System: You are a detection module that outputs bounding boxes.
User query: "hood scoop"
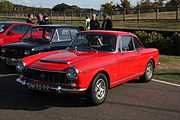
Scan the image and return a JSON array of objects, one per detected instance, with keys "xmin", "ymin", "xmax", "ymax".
[{"xmin": 40, "ymin": 58, "xmax": 70, "ymax": 64}]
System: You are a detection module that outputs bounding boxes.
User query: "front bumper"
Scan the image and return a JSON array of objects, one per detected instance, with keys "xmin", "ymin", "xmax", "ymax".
[{"xmin": 16, "ymin": 78, "xmax": 87, "ymax": 94}]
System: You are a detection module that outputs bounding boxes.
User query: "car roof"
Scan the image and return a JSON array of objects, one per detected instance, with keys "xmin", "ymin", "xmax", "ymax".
[
  {"xmin": 80, "ymin": 30, "xmax": 136, "ymax": 36},
  {"xmin": 35, "ymin": 24, "xmax": 79, "ymax": 29}
]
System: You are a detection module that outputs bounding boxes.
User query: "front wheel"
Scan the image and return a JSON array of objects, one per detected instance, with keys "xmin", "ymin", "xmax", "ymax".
[
  {"xmin": 87, "ymin": 73, "xmax": 108, "ymax": 106},
  {"xmin": 139, "ymin": 60, "xmax": 154, "ymax": 82}
]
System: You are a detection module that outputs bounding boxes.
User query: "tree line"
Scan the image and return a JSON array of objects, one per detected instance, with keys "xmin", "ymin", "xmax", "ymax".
[
  {"xmin": 0, "ymin": 0, "xmax": 179, "ymax": 14},
  {"xmin": 101, "ymin": 0, "xmax": 180, "ymax": 14}
]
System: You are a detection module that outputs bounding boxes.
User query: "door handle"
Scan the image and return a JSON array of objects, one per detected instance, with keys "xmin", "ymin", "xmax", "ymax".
[{"xmin": 135, "ymin": 52, "xmax": 141, "ymax": 55}]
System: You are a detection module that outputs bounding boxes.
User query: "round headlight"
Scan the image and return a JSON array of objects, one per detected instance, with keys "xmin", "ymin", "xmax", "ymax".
[
  {"xmin": 66, "ymin": 66, "xmax": 78, "ymax": 80},
  {"xmin": 24, "ymin": 50, "xmax": 30, "ymax": 55},
  {"xmin": 16, "ymin": 60, "xmax": 26, "ymax": 72}
]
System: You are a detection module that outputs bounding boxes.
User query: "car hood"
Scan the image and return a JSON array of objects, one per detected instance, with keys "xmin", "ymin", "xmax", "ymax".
[
  {"xmin": 1, "ymin": 41, "xmax": 47, "ymax": 50},
  {"xmin": 30, "ymin": 50, "xmax": 116, "ymax": 71}
]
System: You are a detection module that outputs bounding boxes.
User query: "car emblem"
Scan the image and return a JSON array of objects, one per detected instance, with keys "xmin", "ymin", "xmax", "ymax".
[{"xmin": 40, "ymin": 73, "xmax": 46, "ymax": 80}]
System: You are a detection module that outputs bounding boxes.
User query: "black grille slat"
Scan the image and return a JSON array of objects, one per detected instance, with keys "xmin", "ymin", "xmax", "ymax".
[{"xmin": 23, "ymin": 68, "xmax": 70, "ymax": 84}]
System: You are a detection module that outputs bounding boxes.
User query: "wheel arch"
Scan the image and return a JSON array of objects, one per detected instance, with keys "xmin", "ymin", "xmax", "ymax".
[
  {"xmin": 89, "ymin": 70, "xmax": 111, "ymax": 89},
  {"xmin": 149, "ymin": 58, "xmax": 155, "ymax": 68}
]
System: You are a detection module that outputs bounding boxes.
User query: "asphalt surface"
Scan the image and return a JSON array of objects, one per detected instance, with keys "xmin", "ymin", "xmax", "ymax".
[{"xmin": 0, "ymin": 62, "xmax": 179, "ymax": 120}]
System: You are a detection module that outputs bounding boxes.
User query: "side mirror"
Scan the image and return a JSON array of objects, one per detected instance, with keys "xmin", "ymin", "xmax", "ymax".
[{"xmin": 8, "ymin": 31, "xmax": 16, "ymax": 35}]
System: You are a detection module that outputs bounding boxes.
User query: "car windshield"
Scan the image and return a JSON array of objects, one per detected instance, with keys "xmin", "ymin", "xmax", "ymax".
[
  {"xmin": 0, "ymin": 24, "xmax": 11, "ymax": 33},
  {"xmin": 69, "ymin": 33, "xmax": 117, "ymax": 52},
  {"xmin": 22, "ymin": 27, "xmax": 55, "ymax": 43}
]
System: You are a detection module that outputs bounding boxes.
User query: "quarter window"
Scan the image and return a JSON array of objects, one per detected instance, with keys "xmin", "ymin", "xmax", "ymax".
[
  {"xmin": 121, "ymin": 36, "xmax": 135, "ymax": 52},
  {"xmin": 133, "ymin": 37, "xmax": 144, "ymax": 50},
  {"xmin": 70, "ymin": 29, "xmax": 78, "ymax": 38},
  {"xmin": 58, "ymin": 28, "xmax": 71, "ymax": 41}
]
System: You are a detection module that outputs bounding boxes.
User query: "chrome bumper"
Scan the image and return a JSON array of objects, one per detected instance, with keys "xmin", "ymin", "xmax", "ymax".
[{"xmin": 16, "ymin": 78, "xmax": 87, "ymax": 94}]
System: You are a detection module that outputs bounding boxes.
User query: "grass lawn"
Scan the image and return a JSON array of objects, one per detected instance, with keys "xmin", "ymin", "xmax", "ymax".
[
  {"xmin": 154, "ymin": 55, "xmax": 180, "ymax": 84},
  {"xmin": 0, "ymin": 17, "xmax": 180, "ymax": 31}
]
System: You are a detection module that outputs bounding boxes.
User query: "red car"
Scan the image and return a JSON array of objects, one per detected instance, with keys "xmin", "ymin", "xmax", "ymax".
[
  {"xmin": 0, "ymin": 21, "xmax": 34, "ymax": 46},
  {"xmin": 16, "ymin": 30, "xmax": 160, "ymax": 105}
]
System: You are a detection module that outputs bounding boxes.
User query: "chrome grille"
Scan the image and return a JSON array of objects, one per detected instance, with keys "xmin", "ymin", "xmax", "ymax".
[{"xmin": 23, "ymin": 67, "xmax": 70, "ymax": 84}]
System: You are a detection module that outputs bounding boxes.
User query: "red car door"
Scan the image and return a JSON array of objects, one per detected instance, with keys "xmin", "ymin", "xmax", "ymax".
[
  {"xmin": 133, "ymin": 36, "xmax": 147, "ymax": 74},
  {"xmin": 116, "ymin": 35, "xmax": 139, "ymax": 82}
]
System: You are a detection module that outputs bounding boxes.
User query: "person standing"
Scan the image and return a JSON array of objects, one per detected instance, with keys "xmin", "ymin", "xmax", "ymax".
[
  {"xmin": 36, "ymin": 14, "xmax": 45, "ymax": 25},
  {"xmin": 102, "ymin": 14, "xmax": 113, "ymax": 30},
  {"xmin": 26, "ymin": 13, "xmax": 34, "ymax": 24},
  {"xmin": 90, "ymin": 14, "xmax": 100, "ymax": 30},
  {"xmin": 84, "ymin": 16, "xmax": 90, "ymax": 30}
]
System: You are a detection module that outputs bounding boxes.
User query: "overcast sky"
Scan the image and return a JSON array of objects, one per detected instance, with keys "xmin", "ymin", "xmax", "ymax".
[{"xmin": 8, "ymin": 0, "xmax": 140, "ymax": 9}]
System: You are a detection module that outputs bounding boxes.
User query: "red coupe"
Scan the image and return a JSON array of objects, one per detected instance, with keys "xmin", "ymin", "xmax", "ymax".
[
  {"xmin": 16, "ymin": 30, "xmax": 159, "ymax": 105},
  {"xmin": 0, "ymin": 21, "xmax": 34, "ymax": 46}
]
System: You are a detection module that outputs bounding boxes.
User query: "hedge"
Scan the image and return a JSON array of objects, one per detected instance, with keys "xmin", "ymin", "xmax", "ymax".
[{"xmin": 134, "ymin": 31, "xmax": 180, "ymax": 55}]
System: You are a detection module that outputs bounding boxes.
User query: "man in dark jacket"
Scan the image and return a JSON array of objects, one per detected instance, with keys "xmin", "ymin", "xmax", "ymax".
[
  {"xmin": 102, "ymin": 14, "xmax": 113, "ymax": 30},
  {"xmin": 90, "ymin": 14, "xmax": 100, "ymax": 30},
  {"xmin": 36, "ymin": 14, "xmax": 46, "ymax": 25},
  {"xmin": 26, "ymin": 13, "xmax": 34, "ymax": 24}
]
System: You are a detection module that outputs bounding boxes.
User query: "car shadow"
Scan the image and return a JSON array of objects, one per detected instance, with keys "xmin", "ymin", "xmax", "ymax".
[
  {"xmin": 0, "ymin": 75, "xmax": 92, "ymax": 111},
  {"xmin": 0, "ymin": 61, "xmax": 18, "ymax": 74},
  {"xmin": 126, "ymin": 78, "xmax": 144, "ymax": 83}
]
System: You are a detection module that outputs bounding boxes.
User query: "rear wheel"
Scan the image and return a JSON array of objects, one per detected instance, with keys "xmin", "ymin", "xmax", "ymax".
[
  {"xmin": 140, "ymin": 60, "xmax": 154, "ymax": 82},
  {"xmin": 87, "ymin": 73, "xmax": 108, "ymax": 106}
]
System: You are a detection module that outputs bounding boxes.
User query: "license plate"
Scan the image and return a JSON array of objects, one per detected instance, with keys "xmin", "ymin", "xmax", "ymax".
[
  {"xmin": 5, "ymin": 58, "xmax": 17, "ymax": 66},
  {"xmin": 28, "ymin": 82, "xmax": 50, "ymax": 92}
]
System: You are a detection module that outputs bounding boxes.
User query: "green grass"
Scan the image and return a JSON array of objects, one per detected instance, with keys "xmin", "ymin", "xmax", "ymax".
[
  {"xmin": 1, "ymin": 16, "xmax": 180, "ymax": 31},
  {"xmin": 154, "ymin": 55, "xmax": 180, "ymax": 84}
]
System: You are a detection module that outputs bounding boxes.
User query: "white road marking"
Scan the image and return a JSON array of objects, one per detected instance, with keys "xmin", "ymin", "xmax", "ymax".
[{"xmin": 152, "ymin": 79, "xmax": 180, "ymax": 87}]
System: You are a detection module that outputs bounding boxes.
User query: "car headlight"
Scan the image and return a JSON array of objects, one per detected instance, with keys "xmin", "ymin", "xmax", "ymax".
[
  {"xmin": 24, "ymin": 50, "xmax": 31, "ymax": 55},
  {"xmin": 16, "ymin": 60, "xmax": 26, "ymax": 72},
  {"xmin": 66, "ymin": 66, "xmax": 78, "ymax": 80}
]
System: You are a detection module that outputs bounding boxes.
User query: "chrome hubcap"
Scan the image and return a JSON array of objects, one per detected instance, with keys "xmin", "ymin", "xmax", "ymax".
[
  {"xmin": 146, "ymin": 63, "xmax": 153, "ymax": 79},
  {"xmin": 95, "ymin": 79, "xmax": 106, "ymax": 100}
]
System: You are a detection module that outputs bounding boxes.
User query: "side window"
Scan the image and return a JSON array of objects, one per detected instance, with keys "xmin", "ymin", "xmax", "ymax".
[
  {"xmin": 70, "ymin": 29, "xmax": 78, "ymax": 38},
  {"xmin": 57, "ymin": 28, "xmax": 71, "ymax": 41},
  {"xmin": 8, "ymin": 24, "xmax": 31, "ymax": 34},
  {"xmin": 121, "ymin": 36, "xmax": 135, "ymax": 52},
  {"xmin": 133, "ymin": 37, "xmax": 144, "ymax": 50}
]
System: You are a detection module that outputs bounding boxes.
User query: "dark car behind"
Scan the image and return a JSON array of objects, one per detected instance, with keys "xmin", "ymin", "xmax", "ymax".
[{"xmin": 0, "ymin": 25, "xmax": 79, "ymax": 67}]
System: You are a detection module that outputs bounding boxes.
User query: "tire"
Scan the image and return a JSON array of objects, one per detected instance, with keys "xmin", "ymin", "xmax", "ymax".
[
  {"xmin": 139, "ymin": 60, "xmax": 154, "ymax": 82},
  {"xmin": 87, "ymin": 73, "xmax": 108, "ymax": 106}
]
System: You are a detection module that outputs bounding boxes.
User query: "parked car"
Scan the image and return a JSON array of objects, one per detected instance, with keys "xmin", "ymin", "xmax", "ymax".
[
  {"xmin": 0, "ymin": 25, "xmax": 79, "ymax": 67},
  {"xmin": 0, "ymin": 21, "xmax": 34, "ymax": 46},
  {"xmin": 16, "ymin": 30, "xmax": 159, "ymax": 105}
]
